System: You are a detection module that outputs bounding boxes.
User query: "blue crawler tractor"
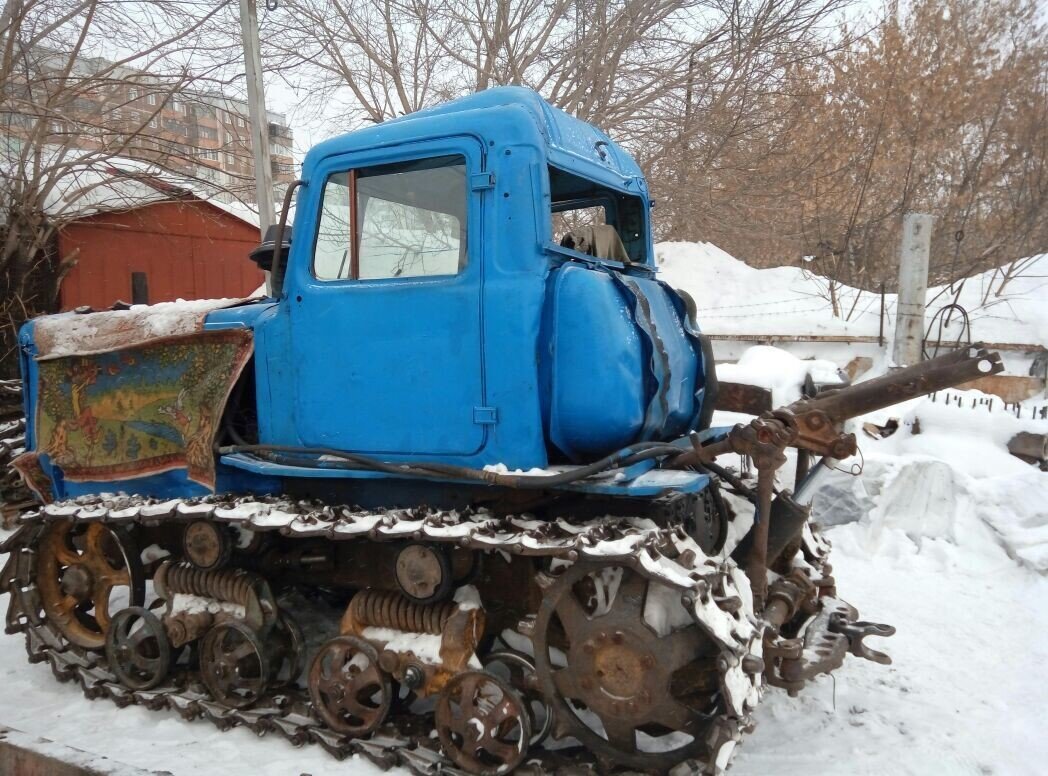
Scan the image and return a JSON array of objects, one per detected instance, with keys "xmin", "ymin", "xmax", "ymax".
[{"xmin": 0, "ymin": 88, "xmax": 1002, "ymax": 774}]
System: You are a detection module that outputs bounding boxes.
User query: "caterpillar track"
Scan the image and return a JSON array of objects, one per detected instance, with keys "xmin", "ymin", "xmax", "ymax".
[
  {"xmin": 0, "ymin": 379, "xmax": 29, "ymax": 523},
  {"xmin": 0, "ymin": 492, "xmax": 765, "ymax": 775}
]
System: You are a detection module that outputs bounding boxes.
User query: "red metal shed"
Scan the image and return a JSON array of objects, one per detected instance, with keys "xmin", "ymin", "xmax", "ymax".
[{"xmin": 57, "ymin": 199, "xmax": 263, "ymax": 310}]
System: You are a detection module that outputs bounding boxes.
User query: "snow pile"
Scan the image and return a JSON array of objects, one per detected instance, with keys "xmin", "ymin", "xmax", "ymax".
[
  {"xmin": 656, "ymin": 240, "xmax": 1048, "ymax": 347},
  {"xmin": 830, "ymin": 391, "xmax": 1048, "ymax": 573},
  {"xmin": 870, "ymin": 390, "xmax": 1048, "ymax": 478},
  {"xmin": 717, "ymin": 345, "xmax": 841, "ymax": 406}
]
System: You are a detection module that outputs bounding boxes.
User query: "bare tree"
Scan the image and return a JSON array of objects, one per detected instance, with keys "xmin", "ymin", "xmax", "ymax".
[
  {"xmin": 697, "ymin": 0, "xmax": 1048, "ymax": 307},
  {"xmin": 270, "ymin": 0, "xmax": 851, "ymax": 149},
  {"xmin": 0, "ymin": 0, "xmax": 250, "ymax": 374}
]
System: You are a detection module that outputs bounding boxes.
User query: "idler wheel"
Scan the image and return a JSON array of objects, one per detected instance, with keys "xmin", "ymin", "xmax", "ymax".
[
  {"xmin": 105, "ymin": 606, "xmax": 171, "ymax": 690},
  {"xmin": 532, "ymin": 561, "xmax": 720, "ymax": 771},
  {"xmin": 435, "ymin": 671, "xmax": 531, "ymax": 775},
  {"xmin": 200, "ymin": 621, "xmax": 270, "ymax": 708},
  {"xmin": 309, "ymin": 635, "xmax": 392, "ymax": 737},
  {"xmin": 182, "ymin": 520, "xmax": 232, "ymax": 571},
  {"xmin": 395, "ymin": 542, "xmax": 452, "ymax": 604},
  {"xmin": 37, "ymin": 521, "xmax": 145, "ymax": 649}
]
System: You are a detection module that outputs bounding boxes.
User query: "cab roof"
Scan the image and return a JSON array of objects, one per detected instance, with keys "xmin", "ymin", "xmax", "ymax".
[{"xmin": 302, "ymin": 87, "xmax": 647, "ymax": 196}]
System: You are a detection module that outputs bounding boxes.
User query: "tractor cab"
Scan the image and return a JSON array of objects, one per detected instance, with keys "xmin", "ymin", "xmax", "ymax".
[{"xmin": 247, "ymin": 86, "xmax": 714, "ymax": 476}]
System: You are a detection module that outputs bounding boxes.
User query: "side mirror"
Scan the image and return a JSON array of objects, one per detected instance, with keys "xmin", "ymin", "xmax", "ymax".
[{"xmin": 249, "ymin": 224, "xmax": 292, "ymax": 272}]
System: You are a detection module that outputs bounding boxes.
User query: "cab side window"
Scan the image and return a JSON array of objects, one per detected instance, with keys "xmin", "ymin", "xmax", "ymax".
[{"xmin": 314, "ymin": 155, "xmax": 467, "ymax": 281}]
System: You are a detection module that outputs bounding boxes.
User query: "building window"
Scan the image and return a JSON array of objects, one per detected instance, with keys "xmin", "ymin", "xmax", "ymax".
[
  {"xmin": 225, "ymin": 131, "xmax": 233, "ymax": 145},
  {"xmin": 224, "ymin": 152, "xmax": 235, "ymax": 166},
  {"xmin": 200, "ymin": 148, "xmax": 218, "ymax": 161},
  {"xmin": 131, "ymin": 272, "xmax": 149, "ymax": 305},
  {"xmin": 148, "ymin": 116, "xmax": 158, "ymax": 128},
  {"xmin": 236, "ymin": 115, "xmax": 245, "ymax": 128},
  {"xmin": 314, "ymin": 155, "xmax": 467, "ymax": 281},
  {"xmin": 172, "ymin": 97, "xmax": 182, "ymax": 113},
  {"xmin": 128, "ymin": 87, "xmax": 138, "ymax": 100},
  {"xmin": 146, "ymin": 93, "xmax": 156, "ymax": 106}
]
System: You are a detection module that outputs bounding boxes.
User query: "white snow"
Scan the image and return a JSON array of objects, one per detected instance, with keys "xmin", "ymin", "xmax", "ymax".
[
  {"xmin": 717, "ymin": 345, "xmax": 842, "ymax": 406},
  {"xmin": 453, "ymin": 584, "xmax": 482, "ymax": 611},
  {"xmin": 358, "ymin": 626, "xmax": 445, "ymax": 664},
  {"xmin": 168, "ymin": 593, "xmax": 245, "ymax": 620},
  {"xmin": 657, "ymin": 241, "xmax": 1048, "ymax": 348},
  {"xmin": 33, "ymin": 298, "xmax": 249, "ymax": 358}
]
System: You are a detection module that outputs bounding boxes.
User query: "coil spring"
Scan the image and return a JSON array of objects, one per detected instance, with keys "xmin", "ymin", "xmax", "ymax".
[
  {"xmin": 349, "ymin": 590, "xmax": 455, "ymax": 635},
  {"xmin": 162, "ymin": 562, "xmax": 257, "ymax": 606}
]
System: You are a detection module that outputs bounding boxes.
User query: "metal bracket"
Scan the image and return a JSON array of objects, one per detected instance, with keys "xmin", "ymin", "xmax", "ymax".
[{"xmin": 470, "ymin": 172, "xmax": 496, "ymax": 191}]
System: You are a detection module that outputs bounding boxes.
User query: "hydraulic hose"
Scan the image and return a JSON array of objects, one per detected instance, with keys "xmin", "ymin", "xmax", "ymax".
[{"xmin": 216, "ymin": 441, "xmax": 687, "ymax": 489}]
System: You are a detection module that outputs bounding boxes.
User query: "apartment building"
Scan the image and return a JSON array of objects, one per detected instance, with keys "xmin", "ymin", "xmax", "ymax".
[{"xmin": 3, "ymin": 51, "xmax": 296, "ymax": 205}]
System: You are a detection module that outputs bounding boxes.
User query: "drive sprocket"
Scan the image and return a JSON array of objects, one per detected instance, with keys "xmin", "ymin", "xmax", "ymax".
[
  {"xmin": 36, "ymin": 521, "xmax": 144, "ymax": 649},
  {"xmin": 532, "ymin": 560, "xmax": 727, "ymax": 771}
]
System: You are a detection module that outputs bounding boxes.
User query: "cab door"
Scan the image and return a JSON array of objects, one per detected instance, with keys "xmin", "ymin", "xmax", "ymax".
[{"xmin": 287, "ymin": 138, "xmax": 488, "ymax": 457}]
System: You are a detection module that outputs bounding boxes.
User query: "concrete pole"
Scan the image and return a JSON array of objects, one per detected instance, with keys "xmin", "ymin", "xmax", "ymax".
[
  {"xmin": 238, "ymin": 0, "xmax": 275, "ymax": 238},
  {"xmin": 892, "ymin": 213, "xmax": 933, "ymax": 367}
]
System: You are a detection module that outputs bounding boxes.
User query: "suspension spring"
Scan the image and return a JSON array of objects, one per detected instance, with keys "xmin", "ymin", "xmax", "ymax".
[
  {"xmin": 156, "ymin": 561, "xmax": 257, "ymax": 607},
  {"xmin": 348, "ymin": 589, "xmax": 455, "ymax": 635}
]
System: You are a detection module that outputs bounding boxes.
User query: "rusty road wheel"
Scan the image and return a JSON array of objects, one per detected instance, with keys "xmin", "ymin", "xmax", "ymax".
[
  {"xmin": 435, "ymin": 671, "xmax": 531, "ymax": 775},
  {"xmin": 37, "ymin": 521, "xmax": 144, "ymax": 649},
  {"xmin": 308, "ymin": 635, "xmax": 392, "ymax": 737},
  {"xmin": 267, "ymin": 612, "xmax": 306, "ymax": 686},
  {"xmin": 200, "ymin": 621, "xmax": 270, "ymax": 708},
  {"xmin": 105, "ymin": 606, "xmax": 172, "ymax": 690},
  {"xmin": 533, "ymin": 561, "xmax": 721, "ymax": 771},
  {"xmin": 481, "ymin": 650, "xmax": 552, "ymax": 746}
]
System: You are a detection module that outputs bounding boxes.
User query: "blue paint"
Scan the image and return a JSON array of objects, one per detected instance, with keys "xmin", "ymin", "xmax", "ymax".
[{"xmin": 20, "ymin": 87, "xmax": 718, "ymax": 507}]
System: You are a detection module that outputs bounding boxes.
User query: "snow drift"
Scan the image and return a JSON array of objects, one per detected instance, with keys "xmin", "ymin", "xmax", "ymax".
[{"xmin": 656, "ymin": 241, "xmax": 1048, "ymax": 348}]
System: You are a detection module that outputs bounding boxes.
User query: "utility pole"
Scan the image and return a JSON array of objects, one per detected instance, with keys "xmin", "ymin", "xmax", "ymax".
[
  {"xmin": 238, "ymin": 0, "xmax": 275, "ymax": 239},
  {"xmin": 892, "ymin": 213, "xmax": 933, "ymax": 367}
]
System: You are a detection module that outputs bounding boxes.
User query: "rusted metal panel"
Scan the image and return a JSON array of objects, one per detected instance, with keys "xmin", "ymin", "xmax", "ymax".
[
  {"xmin": 954, "ymin": 374, "xmax": 1046, "ymax": 403},
  {"xmin": 715, "ymin": 381, "xmax": 773, "ymax": 414},
  {"xmin": 57, "ymin": 200, "xmax": 263, "ymax": 311},
  {"xmin": 0, "ymin": 726, "xmax": 167, "ymax": 776},
  {"xmin": 1008, "ymin": 432, "xmax": 1048, "ymax": 463}
]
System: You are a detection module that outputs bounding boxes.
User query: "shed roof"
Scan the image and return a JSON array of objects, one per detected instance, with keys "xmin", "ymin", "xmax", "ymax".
[{"xmin": 26, "ymin": 151, "xmax": 261, "ymax": 228}]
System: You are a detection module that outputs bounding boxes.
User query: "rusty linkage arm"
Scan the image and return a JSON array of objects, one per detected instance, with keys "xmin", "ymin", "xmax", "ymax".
[{"xmin": 672, "ymin": 344, "xmax": 1004, "ymax": 612}]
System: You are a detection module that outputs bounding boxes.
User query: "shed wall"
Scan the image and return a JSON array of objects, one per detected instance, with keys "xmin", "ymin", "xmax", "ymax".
[{"xmin": 58, "ymin": 201, "xmax": 262, "ymax": 310}]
